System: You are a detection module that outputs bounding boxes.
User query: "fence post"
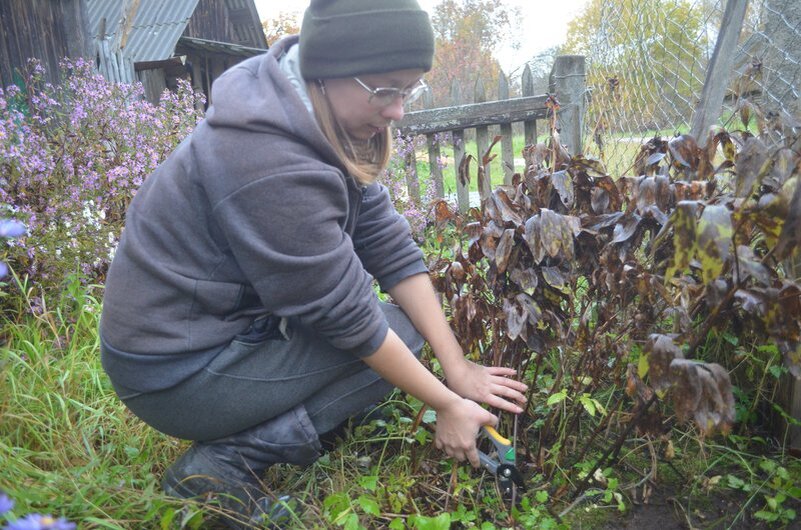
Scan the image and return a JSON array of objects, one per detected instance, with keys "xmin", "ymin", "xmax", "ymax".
[
  {"xmin": 474, "ymin": 77, "xmax": 492, "ymax": 202},
  {"xmin": 781, "ymin": 255, "xmax": 801, "ymax": 450},
  {"xmin": 404, "ymin": 135, "xmax": 420, "ymax": 205},
  {"xmin": 550, "ymin": 55, "xmax": 586, "ymax": 156},
  {"xmin": 689, "ymin": 0, "xmax": 749, "ymax": 145},
  {"xmin": 499, "ymin": 72, "xmax": 515, "ymax": 185},
  {"xmin": 451, "ymin": 79, "xmax": 469, "ymax": 213},
  {"xmin": 522, "ymin": 64, "xmax": 537, "ymax": 146},
  {"xmin": 422, "ymin": 89, "xmax": 444, "ymax": 199}
]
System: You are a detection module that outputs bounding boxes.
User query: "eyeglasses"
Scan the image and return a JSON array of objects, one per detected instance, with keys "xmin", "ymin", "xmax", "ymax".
[{"xmin": 353, "ymin": 77, "xmax": 429, "ymax": 107}]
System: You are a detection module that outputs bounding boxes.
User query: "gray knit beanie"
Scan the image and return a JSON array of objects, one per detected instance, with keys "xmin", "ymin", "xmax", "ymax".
[{"xmin": 298, "ymin": 0, "xmax": 435, "ymax": 80}]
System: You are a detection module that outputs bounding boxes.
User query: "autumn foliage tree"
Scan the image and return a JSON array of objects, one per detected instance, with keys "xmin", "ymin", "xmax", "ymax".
[
  {"xmin": 427, "ymin": 0, "xmax": 519, "ymax": 106},
  {"xmin": 564, "ymin": 0, "xmax": 708, "ymax": 142},
  {"xmin": 261, "ymin": 11, "xmax": 301, "ymax": 45}
]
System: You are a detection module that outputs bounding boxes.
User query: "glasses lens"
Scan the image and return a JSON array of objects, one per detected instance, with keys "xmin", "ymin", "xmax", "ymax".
[
  {"xmin": 403, "ymin": 82, "xmax": 427, "ymax": 105},
  {"xmin": 370, "ymin": 89, "xmax": 400, "ymax": 106}
]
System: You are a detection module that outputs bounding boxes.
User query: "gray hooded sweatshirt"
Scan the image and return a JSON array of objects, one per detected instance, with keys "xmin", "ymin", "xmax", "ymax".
[{"xmin": 100, "ymin": 36, "xmax": 427, "ymax": 393}]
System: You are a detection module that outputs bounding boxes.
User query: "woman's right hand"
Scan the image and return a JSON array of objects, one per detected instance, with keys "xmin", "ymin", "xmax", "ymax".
[{"xmin": 434, "ymin": 397, "xmax": 497, "ymax": 467}]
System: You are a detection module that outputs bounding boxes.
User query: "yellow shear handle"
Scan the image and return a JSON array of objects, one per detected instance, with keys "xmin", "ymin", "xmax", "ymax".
[{"xmin": 483, "ymin": 425, "xmax": 511, "ymax": 446}]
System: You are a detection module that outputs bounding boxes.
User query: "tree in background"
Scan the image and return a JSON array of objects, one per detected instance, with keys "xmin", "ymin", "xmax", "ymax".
[
  {"xmin": 262, "ymin": 11, "xmax": 301, "ymax": 45},
  {"xmin": 426, "ymin": 0, "xmax": 519, "ymax": 107},
  {"xmin": 564, "ymin": 0, "xmax": 707, "ymax": 138}
]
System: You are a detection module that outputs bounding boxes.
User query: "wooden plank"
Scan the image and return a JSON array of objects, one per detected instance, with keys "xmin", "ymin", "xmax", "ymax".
[
  {"xmin": 394, "ymin": 94, "xmax": 549, "ymax": 136},
  {"xmin": 550, "ymin": 55, "xmax": 586, "ymax": 156},
  {"xmin": 427, "ymin": 133, "xmax": 444, "ymax": 199},
  {"xmin": 474, "ymin": 77, "xmax": 492, "ymax": 201},
  {"xmin": 690, "ymin": 0, "xmax": 749, "ymax": 145},
  {"xmin": 522, "ymin": 64, "xmax": 537, "ymax": 146},
  {"xmin": 404, "ymin": 136, "xmax": 420, "ymax": 205},
  {"xmin": 499, "ymin": 72, "xmax": 515, "ymax": 184}
]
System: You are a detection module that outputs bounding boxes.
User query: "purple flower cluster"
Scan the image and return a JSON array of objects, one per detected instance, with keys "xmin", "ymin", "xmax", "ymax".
[
  {"xmin": 385, "ymin": 131, "xmax": 448, "ymax": 240},
  {"xmin": 0, "ymin": 492, "xmax": 75, "ymax": 530},
  {"xmin": 0, "ymin": 58, "xmax": 204, "ymax": 296}
]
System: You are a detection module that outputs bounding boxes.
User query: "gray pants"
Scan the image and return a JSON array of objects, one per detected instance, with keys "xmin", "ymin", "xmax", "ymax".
[{"xmin": 120, "ymin": 303, "xmax": 424, "ymax": 441}]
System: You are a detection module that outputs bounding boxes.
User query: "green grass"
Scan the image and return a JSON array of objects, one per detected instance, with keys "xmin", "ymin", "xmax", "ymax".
[
  {"xmin": 2, "ymin": 275, "xmax": 800, "ymax": 528},
  {"xmin": 0, "ymin": 278, "xmax": 535, "ymax": 529}
]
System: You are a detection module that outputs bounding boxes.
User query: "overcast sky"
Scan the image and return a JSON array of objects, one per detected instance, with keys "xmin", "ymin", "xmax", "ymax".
[{"xmin": 252, "ymin": 0, "xmax": 590, "ymax": 74}]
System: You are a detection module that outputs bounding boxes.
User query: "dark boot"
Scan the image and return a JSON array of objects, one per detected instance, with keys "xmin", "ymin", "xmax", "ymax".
[{"xmin": 162, "ymin": 404, "xmax": 322, "ymax": 529}]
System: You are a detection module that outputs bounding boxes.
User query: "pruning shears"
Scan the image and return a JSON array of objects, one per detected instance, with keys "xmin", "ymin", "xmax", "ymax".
[{"xmin": 478, "ymin": 425, "xmax": 526, "ymax": 496}]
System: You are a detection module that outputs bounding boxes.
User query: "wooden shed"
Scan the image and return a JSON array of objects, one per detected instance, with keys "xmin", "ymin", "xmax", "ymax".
[
  {"xmin": 0, "ymin": 0, "xmax": 268, "ymax": 107},
  {"xmin": 87, "ymin": 0, "xmax": 268, "ymax": 106},
  {"xmin": 0, "ymin": 0, "xmax": 93, "ymax": 88}
]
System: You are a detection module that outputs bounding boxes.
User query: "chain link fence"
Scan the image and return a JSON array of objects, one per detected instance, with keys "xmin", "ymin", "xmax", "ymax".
[{"xmin": 577, "ymin": 0, "xmax": 801, "ymax": 175}]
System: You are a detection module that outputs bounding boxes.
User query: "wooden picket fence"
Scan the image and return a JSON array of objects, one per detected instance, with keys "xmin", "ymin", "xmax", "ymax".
[{"xmin": 393, "ymin": 55, "xmax": 586, "ymax": 213}]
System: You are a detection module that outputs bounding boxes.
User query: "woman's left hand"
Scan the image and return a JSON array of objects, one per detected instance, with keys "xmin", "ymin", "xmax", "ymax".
[{"xmin": 445, "ymin": 359, "xmax": 528, "ymax": 415}]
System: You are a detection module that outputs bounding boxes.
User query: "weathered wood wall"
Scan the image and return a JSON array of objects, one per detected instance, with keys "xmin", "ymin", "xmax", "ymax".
[{"xmin": 0, "ymin": 0, "xmax": 91, "ymax": 88}]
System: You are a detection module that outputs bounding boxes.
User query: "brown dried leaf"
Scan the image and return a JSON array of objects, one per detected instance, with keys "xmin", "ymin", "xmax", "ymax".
[
  {"xmin": 774, "ymin": 176, "xmax": 801, "ymax": 260},
  {"xmin": 586, "ymin": 212, "xmax": 624, "ymax": 231},
  {"xmin": 612, "ymin": 214, "xmax": 641, "ymax": 244},
  {"xmin": 479, "ymin": 229, "xmax": 498, "ymax": 261},
  {"xmin": 541, "ymin": 266, "xmax": 566, "ymax": 288},
  {"xmin": 458, "ymin": 153, "xmax": 475, "ymax": 187},
  {"xmin": 516, "ymin": 292, "xmax": 542, "ymax": 327},
  {"xmin": 668, "ymin": 134, "xmax": 700, "ymax": 172},
  {"xmin": 510, "ymin": 267, "xmax": 539, "ymax": 291},
  {"xmin": 490, "ymin": 188, "xmax": 524, "ymax": 226},
  {"xmin": 595, "ymin": 175, "xmax": 623, "ymax": 212},
  {"xmin": 591, "ymin": 188, "xmax": 610, "ymax": 213},
  {"xmin": 551, "ymin": 170, "xmax": 575, "ymax": 208},
  {"xmin": 626, "ymin": 363, "xmax": 655, "ymax": 406},
  {"xmin": 482, "ymin": 135, "xmax": 503, "ymax": 167},
  {"xmin": 633, "ymin": 136, "xmax": 668, "ymax": 176},
  {"xmin": 540, "ymin": 209, "xmax": 575, "ymax": 261},
  {"xmin": 734, "ymin": 137, "xmax": 769, "ymax": 198},
  {"xmin": 669, "ymin": 359, "xmax": 735, "ymax": 435},
  {"xmin": 647, "ymin": 334, "xmax": 684, "ymax": 392},
  {"xmin": 734, "ymin": 288, "xmax": 767, "ymax": 316},
  {"xmin": 523, "ymin": 143, "xmax": 549, "ymax": 172},
  {"xmin": 495, "ymin": 229, "xmax": 516, "ymax": 274},
  {"xmin": 673, "ymin": 180, "xmax": 715, "ymax": 202},
  {"xmin": 503, "ymin": 297, "xmax": 526, "ymax": 340},
  {"xmin": 734, "ymin": 245, "xmax": 772, "ymax": 286}
]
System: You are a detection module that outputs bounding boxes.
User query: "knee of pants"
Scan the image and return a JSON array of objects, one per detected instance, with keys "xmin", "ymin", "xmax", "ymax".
[{"xmin": 379, "ymin": 302, "xmax": 426, "ymax": 359}]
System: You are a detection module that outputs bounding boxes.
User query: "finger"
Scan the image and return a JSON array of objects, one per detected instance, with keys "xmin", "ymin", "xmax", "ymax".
[
  {"xmin": 467, "ymin": 446, "xmax": 481, "ymax": 468},
  {"xmin": 491, "ymin": 382, "xmax": 528, "ymax": 402},
  {"xmin": 449, "ymin": 449, "xmax": 465, "ymax": 462},
  {"xmin": 486, "ymin": 395, "xmax": 525, "ymax": 414},
  {"xmin": 486, "ymin": 366, "xmax": 518, "ymax": 377},
  {"xmin": 490, "ymin": 374, "xmax": 528, "ymax": 391},
  {"xmin": 483, "ymin": 411, "xmax": 499, "ymax": 427}
]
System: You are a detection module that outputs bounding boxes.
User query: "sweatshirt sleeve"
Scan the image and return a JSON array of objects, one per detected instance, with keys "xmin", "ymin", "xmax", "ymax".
[
  {"xmin": 211, "ymin": 168, "xmax": 388, "ymax": 358},
  {"xmin": 352, "ymin": 183, "xmax": 428, "ymax": 291}
]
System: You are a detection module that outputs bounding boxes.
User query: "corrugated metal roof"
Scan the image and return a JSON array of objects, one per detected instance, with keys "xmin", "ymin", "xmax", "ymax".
[
  {"xmin": 177, "ymin": 36, "xmax": 266, "ymax": 58},
  {"xmin": 86, "ymin": 0, "xmax": 201, "ymax": 62}
]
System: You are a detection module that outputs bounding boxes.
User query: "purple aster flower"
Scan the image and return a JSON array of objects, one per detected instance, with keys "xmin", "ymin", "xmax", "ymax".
[
  {"xmin": 0, "ymin": 491, "xmax": 14, "ymax": 514},
  {"xmin": 0, "ymin": 219, "xmax": 26, "ymax": 238},
  {"xmin": 4, "ymin": 514, "xmax": 76, "ymax": 530}
]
